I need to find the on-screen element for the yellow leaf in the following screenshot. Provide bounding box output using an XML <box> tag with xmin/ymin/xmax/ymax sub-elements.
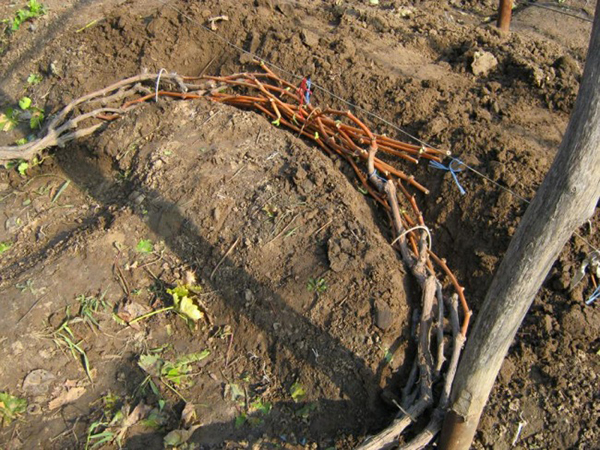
<box><xmin>179</xmin><ymin>296</ymin><xmax>203</xmax><ymax>322</ymax></box>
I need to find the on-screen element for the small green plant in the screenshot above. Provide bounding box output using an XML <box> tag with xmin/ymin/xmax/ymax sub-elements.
<box><xmin>29</xmin><ymin>107</ymin><xmax>44</xmax><ymax>129</ymax></box>
<box><xmin>76</xmin><ymin>292</ymin><xmax>109</xmax><ymax>328</ymax></box>
<box><xmin>0</xmin><ymin>96</ymin><xmax>44</xmax><ymax>132</ymax></box>
<box><xmin>290</xmin><ymin>381</ymin><xmax>306</xmax><ymax>402</ymax></box>
<box><xmin>18</xmin><ymin>97</ymin><xmax>31</xmax><ymax>109</ymax></box>
<box><xmin>135</xmin><ymin>239</ymin><xmax>154</xmax><ymax>254</ymax></box>
<box><xmin>233</xmin><ymin>397</ymin><xmax>271</xmax><ymax>428</ymax></box>
<box><xmin>54</xmin><ymin>319</ymin><xmax>93</xmax><ymax>381</ymax></box>
<box><xmin>27</xmin><ymin>73</ymin><xmax>42</xmax><ymax>85</ymax></box>
<box><xmin>381</xmin><ymin>346</ymin><xmax>394</xmax><ymax>365</ymax></box>
<box><xmin>86</xmin><ymin>420</ymin><xmax>117</xmax><ymax>450</ymax></box>
<box><xmin>16</xmin><ymin>279</ymin><xmax>36</xmax><ymax>293</ymax></box>
<box><xmin>0</xmin><ymin>108</ymin><xmax>19</xmax><ymax>132</ymax></box>
<box><xmin>84</xmin><ymin>393</ymin><xmax>124</xmax><ymax>449</ymax></box>
<box><xmin>19</xmin><ymin>97</ymin><xmax>44</xmax><ymax>130</ymax></box>
<box><xmin>262</xmin><ymin>204</ymin><xmax>278</xmax><ymax>219</ymax></box>
<box><xmin>296</xmin><ymin>402</ymin><xmax>317</xmax><ymax>419</ymax></box>
<box><xmin>17</xmin><ymin>161</ymin><xmax>29</xmax><ymax>176</ymax></box>
<box><xmin>51</xmin><ymin>304</ymin><xmax>96</xmax><ymax>381</ymax></box>
<box><xmin>167</xmin><ymin>284</ymin><xmax>204</xmax><ymax>326</ymax></box>
<box><xmin>0</xmin><ymin>392</ymin><xmax>27</xmax><ymax>426</ymax></box>
<box><xmin>138</xmin><ymin>350</ymin><xmax>210</xmax><ymax>397</ymax></box>
<box><xmin>307</xmin><ymin>277</ymin><xmax>327</xmax><ymax>295</ymax></box>
<box><xmin>126</xmin><ymin>281</ymin><xmax>205</xmax><ymax>329</ymax></box>
<box><xmin>0</xmin><ymin>241</ymin><xmax>12</xmax><ymax>254</ymax></box>
<box><xmin>4</xmin><ymin>0</ymin><xmax>47</xmax><ymax>32</ymax></box>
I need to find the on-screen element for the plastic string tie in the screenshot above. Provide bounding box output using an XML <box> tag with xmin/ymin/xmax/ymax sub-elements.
<box><xmin>305</xmin><ymin>77</ymin><xmax>312</xmax><ymax>105</ymax></box>
<box><xmin>585</xmin><ymin>285</ymin><xmax>600</xmax><ymax>305</ymax></box>
<box><xmin>155</xmin><ymin>68</ymin><xmax>167</xmax><ymax>103</ymax></box>
<box><xmin>368</xmin><ymin>169</ymin><xmax>387</xmax><ymax>184</ymax></box>
<box><xmin>429</xmin><ymin>159</ymin><xmax>466</xmax><ymax>195</ymax></box>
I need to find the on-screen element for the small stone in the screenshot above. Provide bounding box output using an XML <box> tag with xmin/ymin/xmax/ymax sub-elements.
<box><xmin>276</xmin><ymin>3</ymin><xmax>293</xmax><ymax>16</ymax></box>
<box><xmin>397</xmin><ymin>7</ymin><xmax>413</xmax><ymax>18</ymax></box>
<box><xmin>503</xmin><ymin>172</ymin><xmax>518</xmax><ymax>188</ymax></box>
<box><xmin>5</xmin><ymin>216</ymin><xmax>20</xmax><ymax>231</ymax></box>
<box><xmin>255</xmin><ymin>0</ymin><xmax>273</xmax><ymax>7</ymax></box>
<box><xmin>245</xmin><ymin>289</ymin><xmax>254</xmax><ymax>302</ymax></box>
<box><xmin>374</xmin><ymin>300</ymin><xmax>393</xmax><ymax>331</ymax></box>
<box><xmin>471</xmin><ymin>51</ymin><xmax>498</xmax><ymax>76</ymax></box>
<box><xmin>293</xmin><ymin>166</ymin><xmax>307</xmax><ymax>183</ymax></box>
<box><xmin>301</xmin><ymin>29</ymin><xmax>319</xmax><ymax>48</ymax></box>
<box><xmin>22</xmin><ymin>369</ymin><xmax>56</xmax><ymax>396</ymax></box>
<box><xmin>488</xmin><ymin>161</ymin><xmax>504</xmax><ymax>181</ymax></box>
<box><xmin>239</xmin><ymin>53</ymin><xmax>254</xmax><ymax>65</ymax></box>
<box><xmin>543</xmin><ymin>315</ymin><xmax>553</xmax><ymax>334</ymax></box>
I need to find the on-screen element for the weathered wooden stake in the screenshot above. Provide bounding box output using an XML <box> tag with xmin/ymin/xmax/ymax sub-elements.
<box><xmin>497</xmin><ymin>0</ymin><xmax>513</xmax><ymax>33</ymax></box>
<box><xmin>439</xmin><ymin>3</ymin><xmax>600</xmax><ymax>449</ymax></box>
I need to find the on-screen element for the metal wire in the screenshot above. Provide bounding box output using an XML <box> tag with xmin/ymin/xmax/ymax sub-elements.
<box><xmin>155</xmin><ymin>0</ymin><xmax>599</xmax><ymax>254</ymax></box>
<box><xmin>527</xmin><ymin>2</ymin><xmax>594</xmax><ymax>23</ymax></box>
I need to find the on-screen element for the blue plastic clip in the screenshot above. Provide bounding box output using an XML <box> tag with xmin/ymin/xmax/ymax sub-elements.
<box><xmin>586</xmin><ymin>285</ymin><xmax>600</xmax><ymax>305</ymax></box>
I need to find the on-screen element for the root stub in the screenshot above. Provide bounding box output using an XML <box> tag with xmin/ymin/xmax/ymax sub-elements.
<box><xmin>0</xmin><ymin>65</ymin><xmax>471</xmax><ymax>449</ymax></box>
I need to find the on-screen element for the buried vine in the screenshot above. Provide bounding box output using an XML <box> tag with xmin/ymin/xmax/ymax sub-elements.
<box><xmin>0</xmin><ymin>64</ymin><xmax>472</xmax><ymax>449</ymax></box>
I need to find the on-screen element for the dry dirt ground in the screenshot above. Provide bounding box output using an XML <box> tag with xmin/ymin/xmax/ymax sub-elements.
<box><xmin>0</xmin><ymin>0</ymin><xmax>598</xmax><ymax>449</ymax></box>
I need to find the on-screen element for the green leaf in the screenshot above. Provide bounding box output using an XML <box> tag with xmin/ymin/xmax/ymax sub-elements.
<box><xmin>0</xmin><ymin>392</ymin><xmax>27</xmax><ymax>426</ymax></box>
<box><xmin>0</xmin><ymin>241</ymin><xmax>12</xmax><ymax>254</ymax></box>
<box><xmin>138</xmin><ymin>354</ymin><xmax>163</xmax><ymax>377</ymax></box>
<box><xmin>19</xmin><ymin>97</ymin><xmax>32</xmax><ymax>110</ymax></box>
<box><xmin>27</xmin><ymin>73</ymin><xmax>42</xmax><ymax>85</ymax></box>
<box><xmin>17</xmin><ymin>161</ymin><xmax>29</xmax><ymax>176</ymax></box>
<box><xmin>229</xmin><ymin>383</ymin><xmax>244</xmax><ymax>403</ymax></box>
<box><xmin>0</xmin><ymin>109</ymin><xmax>19</xmax><ymax>132</ymax></box>
<box><xmin>163</xmin><ymin>425</ymin><xmax>200</xmax><ymax>447</ymax></box>
<box><xmin>28</xmin><ymin>0</ymin><xmax>46</xmax><ymax>15</ymax></box>
<box><xmin>30</xmin><ymin>109</ymin><xmax>44</xmax><ymax>129</ymax></box>
<box><xmin>295</xmin><ymin>402</ymin><xmax>317</xmax><ymax>419</ymax></box>
<box><xmin>176</xmin><ymin>350</ymin><xmax>210</xmax><ymax>366</ymax></box>
<box><xmin>167</xmin><ymin>284</ymin><xmax>204</xmax><ymax>323</ymax></box>
<box><xmin>383</xmin><ymin>348</ymin><xmax>393</xmax><ymax>364</ymax></box>
<box><xmin>15</xmin><ymin>138</ymin><xmax>28</xmax><ymax>145</ymax></box>
<box><xmin>167</xmin><ymin>285</ymin><xmax>191</xmax><ymax>301</ymax></box>
<box><xmin>141</xmin><ymin>409</ymin><xmax>167</xmax><ymax>429</ymax></box>
<box><xmin>135</xmin><ymin>239</ymin><xmax>154</xmax><ymax>254</ymax></box>
<box><xmin>290</xmin><ymin>381</ymin><xmax>306</xmax><ymax>402</ymax></box>
<box><xmin>250</xmin><ymin>400</ymin><xmax>272</xmax><ymax>415</ymax></box>
<box><xmin>234</xmin><ymin>413</ymin><xmax>246</xmax><ymax>428</ymax></box>
<box><xmin>178</xmin><ymin>296</ymin><xmax>203</xmax><ymax>321</ymax></box>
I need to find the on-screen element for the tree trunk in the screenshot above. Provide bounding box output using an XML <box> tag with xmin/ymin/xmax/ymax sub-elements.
<box><xmin>439</xmin><ymin>4</ymin><xmax>600</xmax><ymax>449</ymax></box>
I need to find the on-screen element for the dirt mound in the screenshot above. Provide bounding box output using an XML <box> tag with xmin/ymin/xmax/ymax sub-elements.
<box><xmin>0</xmin><ymin>98</ymin><xmax>417</xmax><ymax>447</ymax></box>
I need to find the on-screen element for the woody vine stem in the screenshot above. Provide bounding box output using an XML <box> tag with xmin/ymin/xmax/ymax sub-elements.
<box><xmin>0</xmin><ymin>64</ymin><xmax>472</xmax><ymax>449</ymax></box>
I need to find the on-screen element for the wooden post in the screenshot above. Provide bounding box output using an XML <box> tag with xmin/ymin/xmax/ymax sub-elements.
<box><xmin>440</xmin><ymin>3</ymin><xmax>600</xmax><ymax>449</ymax></box>
<box><xmin>497</xmin><ymin>0</ymin><xmax>513</xmax><ymax>33</ymax></box>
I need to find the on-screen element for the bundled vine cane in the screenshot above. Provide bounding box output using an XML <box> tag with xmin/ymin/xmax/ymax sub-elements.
<box><xmin>0</xmin><ymin>65</ymin><xmax>471</xmax><ymax>449</ymax></box>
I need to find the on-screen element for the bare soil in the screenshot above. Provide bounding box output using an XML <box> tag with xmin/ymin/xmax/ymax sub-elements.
<box><xmin>0</xmin><ymin>1</ymin><xmax>598</xmax><ymax>449</ymax></box>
